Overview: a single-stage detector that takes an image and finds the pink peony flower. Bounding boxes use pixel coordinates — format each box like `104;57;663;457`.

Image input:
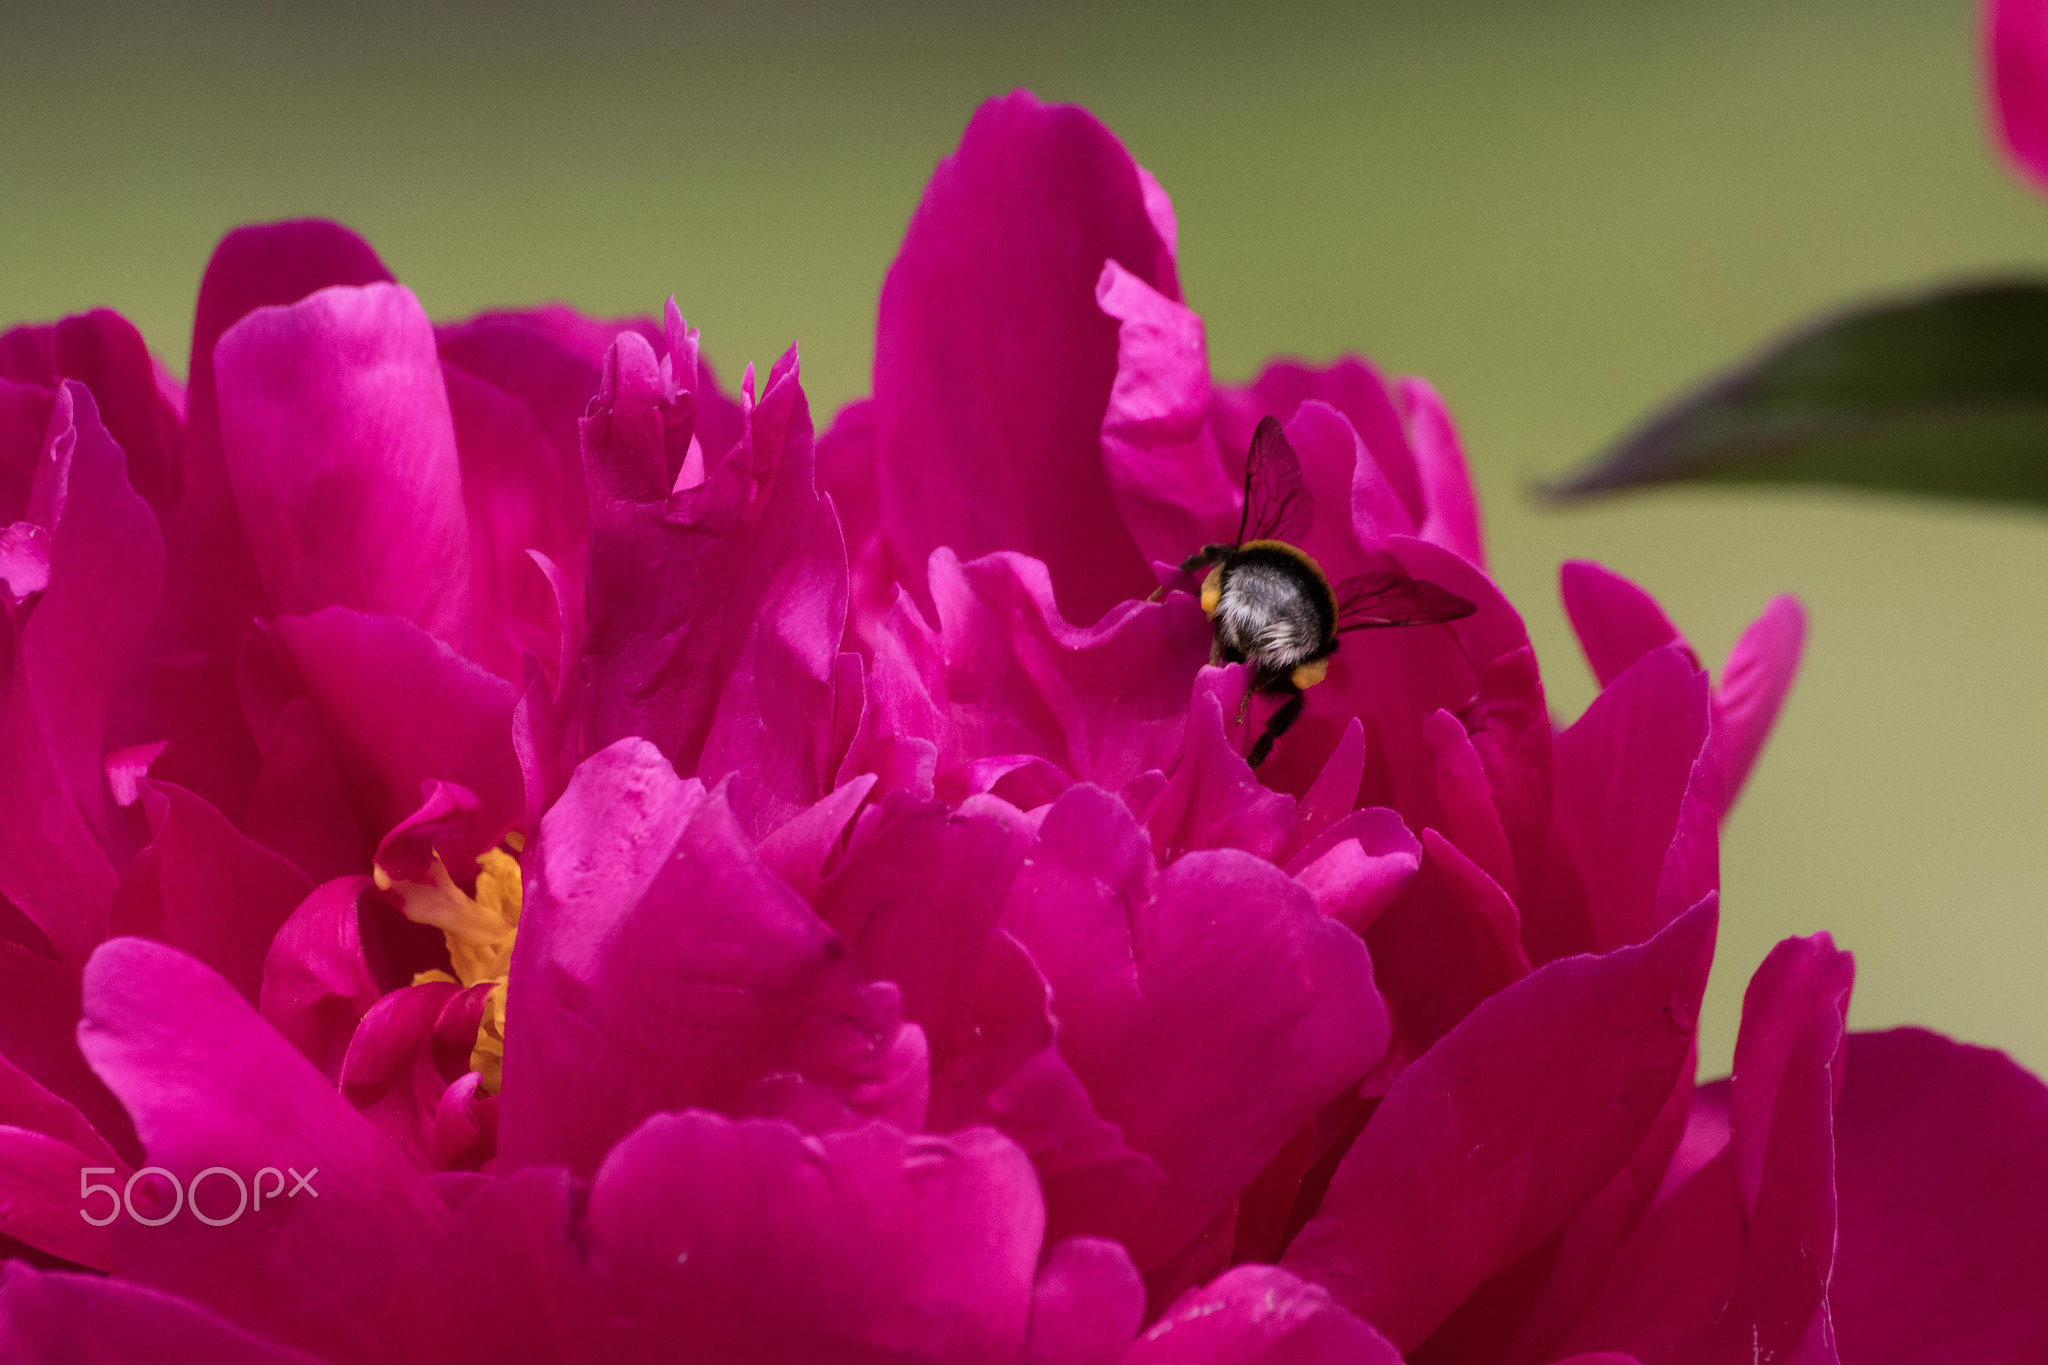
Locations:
0;90;2042;1363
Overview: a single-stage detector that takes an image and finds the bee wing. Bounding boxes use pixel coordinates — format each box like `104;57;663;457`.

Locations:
1235;415;1315;548
1334;571;1479;632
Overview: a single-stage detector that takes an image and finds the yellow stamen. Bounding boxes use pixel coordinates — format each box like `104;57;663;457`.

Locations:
374;844;522;1095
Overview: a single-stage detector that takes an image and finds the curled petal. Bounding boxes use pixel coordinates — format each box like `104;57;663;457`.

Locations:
1096;261;1236;566
871;549;1212;794
876;90;1176;624
1710;594;1806;813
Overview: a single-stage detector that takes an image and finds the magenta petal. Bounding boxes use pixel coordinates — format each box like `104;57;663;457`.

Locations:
876;91;1176;624
77;937;445;1363
0;379;51;518
588;1113;1044;1361
1128;1265;1404;1364
1711;594;1806;812
174;220;393;663
342;981;460;1098
812;791;1028;1055
579;337;847;829
1423;706;1516;893
342;980;472;1172
875;549;1212;792
0;1124;116;1269
1831;1028;2048;1362
1686;934;1853;1363
0;1264;322;1365
1459;645;1554;910
374;779;494;884
259;876;385;1080
1992;0;2048;191
0;309;184;514
1027;1236;1145;1365
504;743;912;1173
1556;1136;1746;1363
435;309;612;670
931;927;1168;1244
1004;785;1388;1268
0;1043;122;1170
23;381;165;842
1276;400;1411;574
137;647;264;835
1284;717;1368;859
215;281;474;651
1399;376;1486;568
817;397;881;568
1214;357;1425;530
1096;261;1237;566
1145;668;1296;863
0;520;50;600
438;358;587;682
755;771;878;902
379;1166;613;1365
695;352;851;831
267;608;521;844
1728;935;1855;1216
1560;559;1689;689
1284;900;1716;1351
1534;644;1711;960
1283;805;1421;932
439;303;663;380
1365;829;1531;1053
0;597;116;963
108;781;312;1003
1259;534;1536;806
0;941;137;1162
1482;1059;1698;1365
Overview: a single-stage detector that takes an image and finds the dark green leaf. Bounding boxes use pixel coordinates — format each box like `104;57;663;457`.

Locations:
1547;280;2048;507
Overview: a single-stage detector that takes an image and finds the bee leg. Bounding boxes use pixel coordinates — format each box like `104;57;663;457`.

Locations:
1246;689;1306;770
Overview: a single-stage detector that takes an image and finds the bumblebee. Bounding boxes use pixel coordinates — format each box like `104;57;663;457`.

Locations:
1179;415;1477;768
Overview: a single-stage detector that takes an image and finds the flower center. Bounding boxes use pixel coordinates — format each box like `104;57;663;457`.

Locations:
373;837;522;1094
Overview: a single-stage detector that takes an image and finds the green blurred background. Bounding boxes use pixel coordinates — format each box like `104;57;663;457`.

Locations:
5;0;2044;1076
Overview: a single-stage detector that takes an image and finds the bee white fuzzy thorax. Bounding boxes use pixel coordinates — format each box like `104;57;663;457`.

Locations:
1215;560;1323;670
